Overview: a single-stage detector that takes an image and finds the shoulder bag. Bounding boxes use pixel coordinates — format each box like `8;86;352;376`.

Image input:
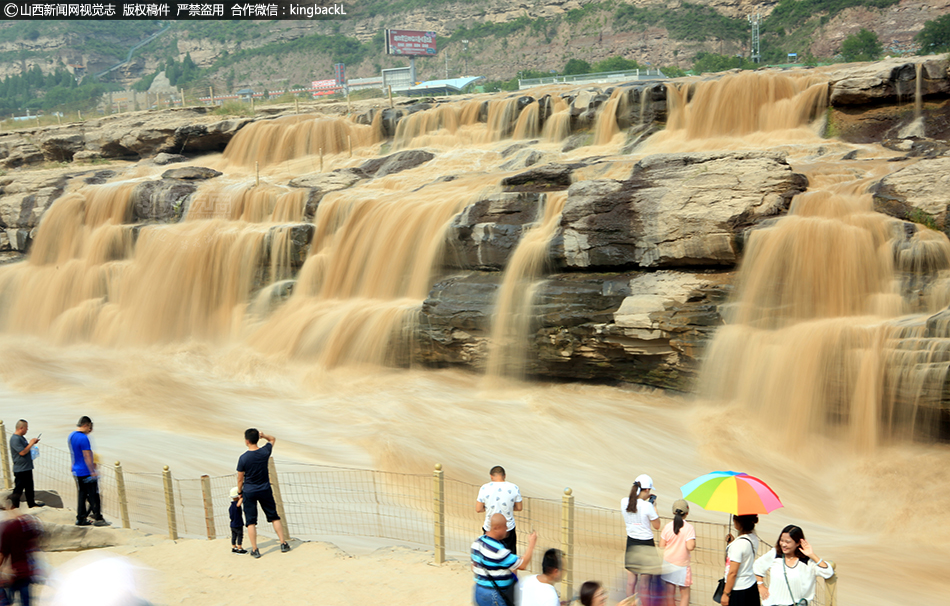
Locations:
713;536;754;604
782;559;809;606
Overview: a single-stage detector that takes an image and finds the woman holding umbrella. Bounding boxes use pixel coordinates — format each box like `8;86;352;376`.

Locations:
678;471;783;606
752;525;833;606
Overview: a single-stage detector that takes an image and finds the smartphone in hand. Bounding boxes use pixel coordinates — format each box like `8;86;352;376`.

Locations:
648;494;657;505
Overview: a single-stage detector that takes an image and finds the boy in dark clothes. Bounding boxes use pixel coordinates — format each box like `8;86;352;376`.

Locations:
229;487;247;554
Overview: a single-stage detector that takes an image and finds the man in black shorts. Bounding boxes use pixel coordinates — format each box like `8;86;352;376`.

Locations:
236;428;290;558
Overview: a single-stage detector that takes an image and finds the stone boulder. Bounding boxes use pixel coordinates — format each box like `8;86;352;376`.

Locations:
358;150;435;178
130;178;198;223
0;132;44;169
871;156;950;236
287;168;364;220
152;152;189;165
160;166;222;181
550;151;808;269
829;57;950;106
443;192;544;270
501;163;584;193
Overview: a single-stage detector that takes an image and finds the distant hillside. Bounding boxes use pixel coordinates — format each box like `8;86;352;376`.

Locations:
0;0;947;111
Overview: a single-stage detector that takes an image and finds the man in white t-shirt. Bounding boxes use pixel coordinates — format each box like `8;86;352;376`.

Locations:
476;465;523;553
518;548;562;606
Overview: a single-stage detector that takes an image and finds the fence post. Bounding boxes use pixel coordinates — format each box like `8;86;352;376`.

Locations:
114;461;131;529
560;487;574;601
162;465;178;540
433;463;445;564
201;475;216;540
267;458;290;539
825;561;837;606
0;421;11;490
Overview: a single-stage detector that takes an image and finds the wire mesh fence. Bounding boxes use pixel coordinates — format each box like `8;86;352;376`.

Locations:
3;428;837;605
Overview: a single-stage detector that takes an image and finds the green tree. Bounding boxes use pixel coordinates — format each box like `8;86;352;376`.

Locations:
692;52;756;73
661;65;687;78
916;14;950;54
563;58;591;75
593;56;640;72
840;29;883;62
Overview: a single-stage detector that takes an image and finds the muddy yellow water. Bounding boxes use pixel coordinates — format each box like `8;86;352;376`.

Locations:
1;72;949;605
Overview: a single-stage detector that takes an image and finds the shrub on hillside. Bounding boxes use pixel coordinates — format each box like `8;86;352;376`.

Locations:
841;29;883;62
916;14;950;55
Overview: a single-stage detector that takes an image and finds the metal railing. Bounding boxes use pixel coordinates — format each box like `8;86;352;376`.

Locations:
518;69;667;90
0;420;836;604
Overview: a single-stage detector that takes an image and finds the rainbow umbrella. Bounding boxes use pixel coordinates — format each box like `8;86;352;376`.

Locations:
680;471;783;516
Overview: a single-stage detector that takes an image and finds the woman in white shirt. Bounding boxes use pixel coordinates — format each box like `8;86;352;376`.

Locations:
753;525;833;606
721;514;761;606
620;474;660;603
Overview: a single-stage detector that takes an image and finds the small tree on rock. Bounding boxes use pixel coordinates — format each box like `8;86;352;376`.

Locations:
841;29;883;63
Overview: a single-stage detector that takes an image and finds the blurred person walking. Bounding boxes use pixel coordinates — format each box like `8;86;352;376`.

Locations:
471;513;537;606
68;417;108;527
621;474;660;604
0;496;43;606
9;420;43;510
753;525;833;606
517;548;562;606
578;582;607;606
236;428;289;558
721;514;761;606
477;466;523;553
658;500;695;606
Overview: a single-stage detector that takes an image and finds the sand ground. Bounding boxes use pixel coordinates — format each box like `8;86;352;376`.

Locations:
38;534;474;606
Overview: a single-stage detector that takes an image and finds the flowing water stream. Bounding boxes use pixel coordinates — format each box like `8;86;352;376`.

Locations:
1;71;949;604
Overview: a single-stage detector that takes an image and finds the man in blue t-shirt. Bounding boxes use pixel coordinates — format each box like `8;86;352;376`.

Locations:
236;428;289;558
68;416;109;527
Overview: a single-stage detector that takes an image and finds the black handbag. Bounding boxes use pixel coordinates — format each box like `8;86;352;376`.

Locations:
712;578;726;603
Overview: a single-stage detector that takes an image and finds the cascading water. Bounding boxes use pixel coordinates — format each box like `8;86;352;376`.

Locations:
485;192;567;379
3;70;950;606
656;72;950;447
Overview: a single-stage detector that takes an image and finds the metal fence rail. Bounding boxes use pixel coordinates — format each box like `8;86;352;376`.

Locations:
1;420;837;605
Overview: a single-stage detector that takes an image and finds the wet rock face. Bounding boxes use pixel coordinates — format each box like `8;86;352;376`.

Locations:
550;151;808;269
829;58;950;106
358;150;435;178
161;166;222;181
501;163;583;192
871;156;950;237
413;269;730;390
443;192;544;271
131;179;198;223
0;171;70;252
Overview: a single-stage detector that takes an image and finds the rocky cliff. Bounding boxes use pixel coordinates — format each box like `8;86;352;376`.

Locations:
3;56;950;395
3;0;949;92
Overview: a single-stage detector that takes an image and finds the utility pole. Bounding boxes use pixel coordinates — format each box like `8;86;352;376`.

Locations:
748;13;761;63
462;39;469;76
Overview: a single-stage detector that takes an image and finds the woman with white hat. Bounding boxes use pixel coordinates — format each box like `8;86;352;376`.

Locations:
621;474;660;604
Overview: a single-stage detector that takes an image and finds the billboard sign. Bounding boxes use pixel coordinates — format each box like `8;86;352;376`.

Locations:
386;29;437;56
334;63;346;86
311;79;338;97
